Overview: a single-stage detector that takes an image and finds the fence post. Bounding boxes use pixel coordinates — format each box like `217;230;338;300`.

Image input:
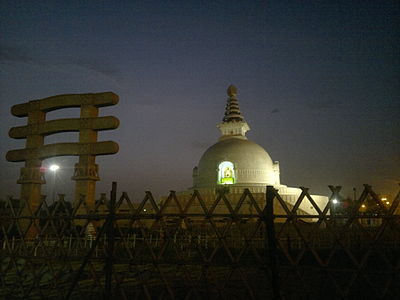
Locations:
266;186;281;299
66;189;113;299
105;181;116;299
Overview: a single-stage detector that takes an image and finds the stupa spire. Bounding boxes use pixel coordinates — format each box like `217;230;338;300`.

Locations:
217;85;250;140
223;85;244;123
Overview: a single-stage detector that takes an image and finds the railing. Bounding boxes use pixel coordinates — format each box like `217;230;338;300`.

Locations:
0;184;399;299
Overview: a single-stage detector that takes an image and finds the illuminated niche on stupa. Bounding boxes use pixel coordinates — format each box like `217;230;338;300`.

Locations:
218;161;235;184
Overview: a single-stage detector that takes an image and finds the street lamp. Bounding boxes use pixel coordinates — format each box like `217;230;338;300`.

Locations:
49;164;60;172
49;164;60;203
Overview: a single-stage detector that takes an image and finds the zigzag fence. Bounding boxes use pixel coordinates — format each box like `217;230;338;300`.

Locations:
0;183;399;299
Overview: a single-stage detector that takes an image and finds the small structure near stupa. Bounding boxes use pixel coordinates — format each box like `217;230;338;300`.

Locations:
6;92;119;213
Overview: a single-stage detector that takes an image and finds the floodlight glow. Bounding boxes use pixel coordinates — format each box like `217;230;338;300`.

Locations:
332;199;338;204
218;161;235;185
49;164;60;172
381;197;387;201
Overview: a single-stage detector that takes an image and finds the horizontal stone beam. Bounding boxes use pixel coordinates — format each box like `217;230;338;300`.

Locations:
9;116;119;139
6;141;119;162
11;92;118;117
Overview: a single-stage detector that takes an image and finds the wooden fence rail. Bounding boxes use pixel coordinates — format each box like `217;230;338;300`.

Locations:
0;183;399;299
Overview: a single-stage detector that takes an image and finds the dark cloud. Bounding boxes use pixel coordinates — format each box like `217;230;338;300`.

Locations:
71;58;119;78
306;99;342;111
0;44;119;80
270;108;280;114
0;44;34;63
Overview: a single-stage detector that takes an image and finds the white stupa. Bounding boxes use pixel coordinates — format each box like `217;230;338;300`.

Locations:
193;84;280;192
168;85;328;215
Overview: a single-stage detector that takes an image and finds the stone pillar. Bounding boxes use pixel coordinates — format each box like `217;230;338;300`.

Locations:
18;103;46;237
17;101;46;212
72;104;100;210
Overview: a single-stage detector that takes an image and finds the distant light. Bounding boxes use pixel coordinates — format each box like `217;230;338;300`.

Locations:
386;201;390;205
332;199;338;204
49;164;60;172
381;197;387;201
361;204;366;208
143;208;147;212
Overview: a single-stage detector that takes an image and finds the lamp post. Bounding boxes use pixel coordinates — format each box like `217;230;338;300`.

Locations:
49;164;60;203
332;198;338;225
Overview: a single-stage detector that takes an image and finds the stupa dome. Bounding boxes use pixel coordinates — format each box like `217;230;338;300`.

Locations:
193;137;277;188
192;85;280;189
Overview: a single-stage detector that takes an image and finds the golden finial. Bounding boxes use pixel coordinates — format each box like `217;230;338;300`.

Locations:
227;85;237;97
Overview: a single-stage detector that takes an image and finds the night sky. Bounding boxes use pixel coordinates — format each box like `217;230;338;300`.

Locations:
1;1;399;201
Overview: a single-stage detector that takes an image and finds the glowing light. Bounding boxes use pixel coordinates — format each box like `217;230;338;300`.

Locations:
218;161;235;185
386;201;390;205
49;164;60;203
361;204;366;208
49;164;60;172
332;199;338;204
381;197;387;201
